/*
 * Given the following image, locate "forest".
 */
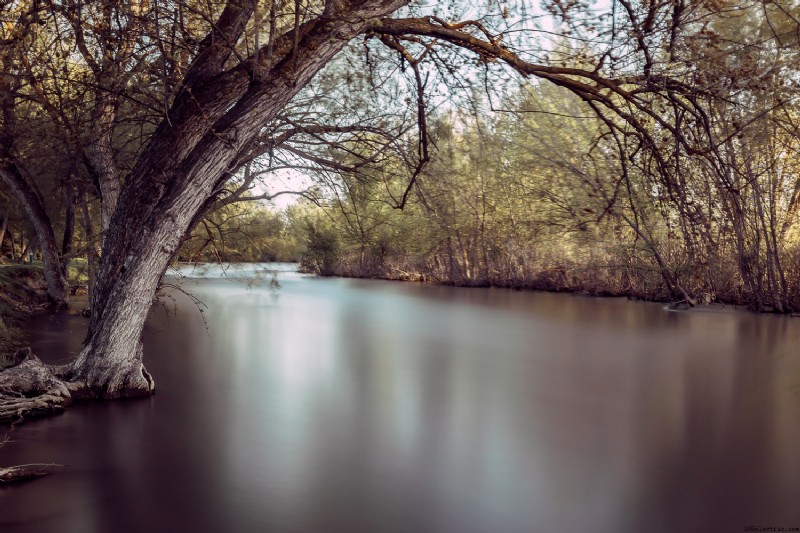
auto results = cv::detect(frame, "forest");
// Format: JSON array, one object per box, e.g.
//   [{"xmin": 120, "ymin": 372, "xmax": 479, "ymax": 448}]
[{"xmin": 1, "ymin": 0, "xmax": 800, "ymax": 421}]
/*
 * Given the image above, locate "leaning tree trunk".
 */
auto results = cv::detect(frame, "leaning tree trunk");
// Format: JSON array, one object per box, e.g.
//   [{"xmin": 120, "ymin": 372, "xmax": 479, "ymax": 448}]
[
  {"xmin": 0, "ymin": 162, "xmax": 69, "ymax": 305},
  {"xmin": 63, "ymin": 213, "xmax": 176, "ymax": 398},
  {"xmin": 64, "ymin": 0, "xmax": 408, "ymax": 399},
  {"xmin": 2, "ymin": 0, "xmax": 412, "ymax": 424}
]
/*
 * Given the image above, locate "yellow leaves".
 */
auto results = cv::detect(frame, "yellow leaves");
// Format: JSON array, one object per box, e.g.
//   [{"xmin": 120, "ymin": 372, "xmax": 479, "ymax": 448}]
[{"xmin": 129, "ymin": 0, "xmax": 150, "ymax": 17}]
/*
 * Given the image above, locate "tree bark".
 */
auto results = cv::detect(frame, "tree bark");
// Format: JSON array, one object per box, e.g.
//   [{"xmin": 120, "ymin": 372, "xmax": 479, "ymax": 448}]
[{"xmin": 84, "ymin": 94, "xmax": 121, "ymax": 233}]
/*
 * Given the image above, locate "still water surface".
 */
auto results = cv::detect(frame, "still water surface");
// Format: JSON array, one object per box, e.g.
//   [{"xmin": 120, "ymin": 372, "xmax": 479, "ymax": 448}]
[{"xmin": 2, "ymin": 263, "xmax": 800, "ymax": 532}]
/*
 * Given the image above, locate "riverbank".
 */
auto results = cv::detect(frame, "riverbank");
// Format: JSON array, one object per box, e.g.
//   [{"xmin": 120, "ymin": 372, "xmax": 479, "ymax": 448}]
[
  {"xmin": 300, "ymin": 260, "xmax": 751, "ymax": 311},
  {"xmin": 0, "ymin": 265, "xmax": 49, "ymax": 367}
]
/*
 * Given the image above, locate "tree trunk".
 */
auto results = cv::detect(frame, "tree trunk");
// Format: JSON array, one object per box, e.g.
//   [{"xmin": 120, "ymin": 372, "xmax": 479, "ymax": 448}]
[
  {"xmin": 77, "ymin": 184, "xmax": 100, "ymax": 301},
  {"xmin": 8, "ymin": 227, "xmax": 18, "ymax": 262},
  {"xmin": 61, "ymin": 181, "xmax": 75, "ymax": 274},
  {"xmin": 0, "ymin": 211, "xmax": 8, "ymax": 257},
  {"xmin": 19, "ymin": 235, "xmax": 29, "ymax": 263},
  {"xmin": 84, "ymin": 94, "xmax": 121, "ymax": 234},
  {"xmin": 65, "ymin": 216, "xmax": 173, "ymax": 398},
  {"xmin": 0, "ymin": 163, "xmax": 69, "ymax": 305}
]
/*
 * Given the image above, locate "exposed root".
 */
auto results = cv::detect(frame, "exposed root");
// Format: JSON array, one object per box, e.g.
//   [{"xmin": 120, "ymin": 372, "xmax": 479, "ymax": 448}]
[
  {"xmin": 0, "ymin": 347, "xmax": 155, "ymax": 486},
  {"xmin": 0, "ymin": 357, "xmax": 67, "ymax": 485},
  {"xmin": 0, "ymin": 393, "xmax": 70, "ymax": 425},
  {"xmin": 0, "ymin": 349, "xmax": 71, "ymax": 424},
  {"xmin": 1, "ymin": 346, "xmax": 156, "ymax": 425}
]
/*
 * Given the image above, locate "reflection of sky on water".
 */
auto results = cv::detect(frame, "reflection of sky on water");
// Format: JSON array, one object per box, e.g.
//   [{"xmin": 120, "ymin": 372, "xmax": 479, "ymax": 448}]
[
  {"xmin": 169, "ymin": 261, "xmax": 300, "ymax": 281},
  {"xmin": 4, "ymin": 264, "xmax": 800, "ymax": 532}
]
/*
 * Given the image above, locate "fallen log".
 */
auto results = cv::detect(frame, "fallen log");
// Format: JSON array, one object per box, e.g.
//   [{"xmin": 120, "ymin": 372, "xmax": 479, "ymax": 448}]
[{"xmin": 0, "ymin": 463, "xmax": 61, "ymax": 484}]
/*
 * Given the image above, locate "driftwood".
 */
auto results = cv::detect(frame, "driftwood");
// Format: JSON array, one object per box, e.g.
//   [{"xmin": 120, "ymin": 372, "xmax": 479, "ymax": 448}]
[{"xmin": 0, "ymin": 463, "xmax": 61, "ymax": 483}]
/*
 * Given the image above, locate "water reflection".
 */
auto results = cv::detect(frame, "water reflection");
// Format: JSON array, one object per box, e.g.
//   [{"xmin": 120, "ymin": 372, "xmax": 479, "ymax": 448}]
[{"xmin": 2, "ymin": 265, "xmax": 800, "ymax": 532}]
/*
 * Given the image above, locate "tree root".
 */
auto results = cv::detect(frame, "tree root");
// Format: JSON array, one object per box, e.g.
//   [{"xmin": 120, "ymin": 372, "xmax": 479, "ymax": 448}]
[
  {"xmin": 0, "ymin": 348, "xmax": 117, "ymax": 485},
  {"xmin": 0, "ymin": 348, "xmax": 71, "ymax": 425},
  {"xmin": 0, "ymin": 392, "xmax": 70, "ymax": 424},
  {"xmin": 0, "ymin": 346, "xmax": 155, "ymax": 424}
]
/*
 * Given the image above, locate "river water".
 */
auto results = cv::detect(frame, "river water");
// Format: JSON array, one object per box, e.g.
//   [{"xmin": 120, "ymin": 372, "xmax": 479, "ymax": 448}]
[{"xmin": 2, "ymin": 263, "xmax": 800, "ymax": 532}]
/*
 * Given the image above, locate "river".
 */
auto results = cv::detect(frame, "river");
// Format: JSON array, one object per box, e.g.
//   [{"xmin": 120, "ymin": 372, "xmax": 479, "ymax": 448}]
[{"xmin": 2, "ymin": 263, "xmax": 800, "ymax": 532}]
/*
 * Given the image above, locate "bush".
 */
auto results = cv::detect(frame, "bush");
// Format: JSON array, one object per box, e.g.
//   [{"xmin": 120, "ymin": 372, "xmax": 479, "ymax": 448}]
[{"xmin": 300, "ymin": 223, "xmax": 340, "ymax": 276}]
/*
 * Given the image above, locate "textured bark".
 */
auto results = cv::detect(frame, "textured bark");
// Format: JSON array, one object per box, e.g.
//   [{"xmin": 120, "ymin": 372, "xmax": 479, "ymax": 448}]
[
  {"xmin": 68, "ymin": 339, "xmax": 154, "ymax": 400},
  {"xmin": 84, "ymin": 93, "xmax": 121, "ymax": 233}
]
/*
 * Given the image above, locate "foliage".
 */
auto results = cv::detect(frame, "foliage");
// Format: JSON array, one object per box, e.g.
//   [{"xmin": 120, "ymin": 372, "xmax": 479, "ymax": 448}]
[
  {"xmin": 178, "ymin": 203, "xmax": 305, "ymax": 263},
  {"xmin": 307, "ymin": 63, "xmax": 800, "ymax": 309},
  {"xmin": 299, "ymin": 214, "xmax": 341, "ymax": 276}
]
